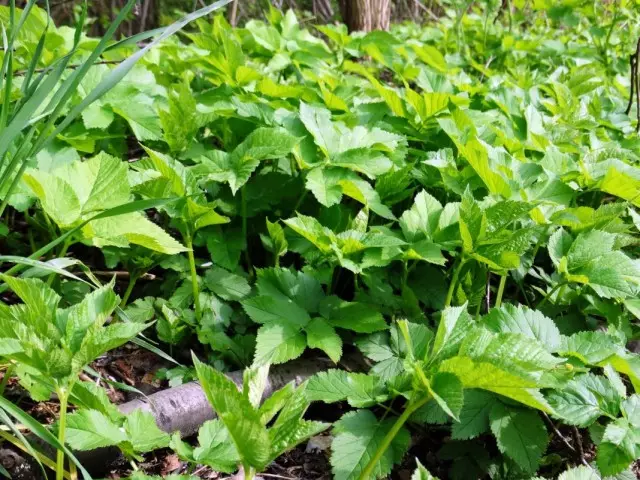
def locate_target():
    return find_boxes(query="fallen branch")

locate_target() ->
[0,358,337,477]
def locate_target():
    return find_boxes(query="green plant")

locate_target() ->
[173,356,329,480]
[2,2,640,479]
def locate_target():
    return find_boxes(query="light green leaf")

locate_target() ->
[428,372,463,421]
[193,419,240,473]
[65,409,126,450]
[547,374,620,427]
[306,370,387,408]
[439,356,552,412]
[306,317,342,363]
[305,167,344,207]
[431,304,473,362]
[331,410,410,480]
[411,458,439,480]
[22,170,81,226]
[124,409,170,452]
[558,466,600,480]
[399,190,443,243]
[193,356,270,470]
[242,295,311,327]
[83,212,187,254]
[483,304,561,351]
[254,322,307,365]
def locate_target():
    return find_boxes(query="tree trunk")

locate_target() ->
[340,0,391,32]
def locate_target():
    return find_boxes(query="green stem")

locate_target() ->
[537,282,566,309]
[244,465,255,480]
[401,260,409,291]
[358,394,431,480]
[0,364,14,396]
[55,387,70,480]
[506,0,513,32]
[119,273,139,309]
[495,274,507,308]
[444,257,465,308]
[241,187,252,277]
[185,234,201,322]
[47,236,74,286]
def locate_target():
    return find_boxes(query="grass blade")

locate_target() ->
[0,409,49,479]
[0,197,180,280]
[0,397,92,480]
[48,0,233,143]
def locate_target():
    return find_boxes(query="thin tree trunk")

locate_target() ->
[341,0,390,32]
[228,0,239,26]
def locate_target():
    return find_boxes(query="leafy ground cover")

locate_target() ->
[1,1,640,479]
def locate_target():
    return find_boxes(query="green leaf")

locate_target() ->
[483,304,561,351]
[489,403,549,473]
[193,419,240,473]
[331,410,410,480]
[306,167,345,207]
[557,331,621,365]
[557,466,600,480]
[83,212,187,254]
[284,214,335,253]
[65,409,127,450]
[600,165,640,207]
[243,295,311,327]
[265,218,288,258]
[411,459,439,480]
[621,394,640,427]
[451,390,497,440]
[439,356,552,412]
[193,356,270,470]
[73,322,149,372]
[306,370,387,408]
[199,127,298,194]
[561,231,640,299]
[459,329,563,380]
[124,409,170,452]
[547,374,620,427]
[596,418,639,476]
[306,317,342,363]
[319,296,387,333]
[431,304,473,362]
[22,170,82,226]
[254,268,324,313]
[428,372,463,421]
[459,189,485,253]
[254,322,307,365]
[399,190,443,243]
[204,267,251,301]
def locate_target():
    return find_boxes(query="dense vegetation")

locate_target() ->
[1,1,640,479]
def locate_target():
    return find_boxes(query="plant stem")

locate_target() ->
[55,387,70,480]
[119,273,139,309]
[444,257,465,307]
[0,364,14,396]
[0,430,71,480]
[495,273,507,308]
[241,187,253,277]
[185,234,201,322]
[537,282,566,308]
[358,394,431,480]
[47,236,74,286]
[243,465,254,480]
